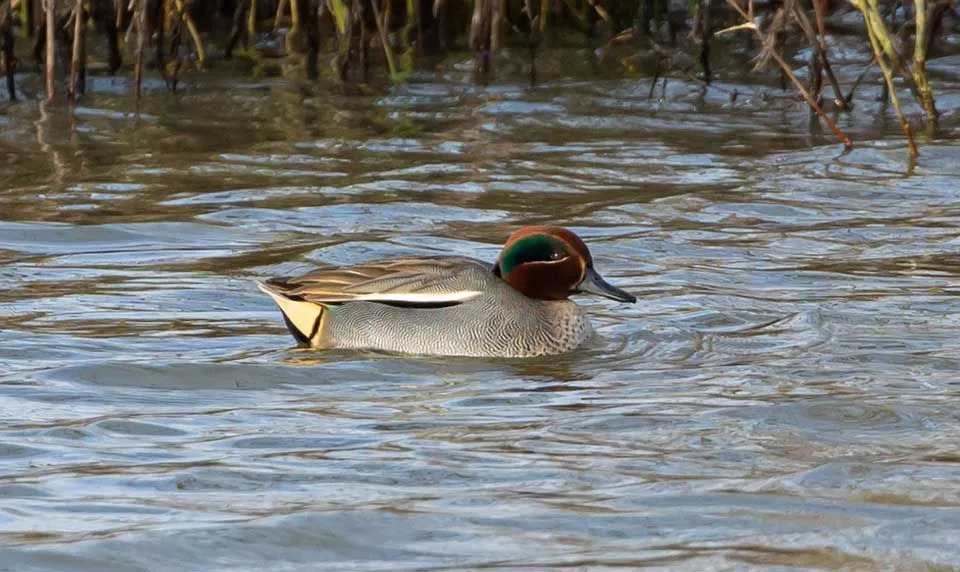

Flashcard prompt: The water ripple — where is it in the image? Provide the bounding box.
[1,74,959,569]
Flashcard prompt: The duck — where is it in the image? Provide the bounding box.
[257,226,636,358]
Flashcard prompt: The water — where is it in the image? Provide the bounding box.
[2,58,960,569]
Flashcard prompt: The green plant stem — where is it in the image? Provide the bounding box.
[912,0,936,118]
[369,0,398,80]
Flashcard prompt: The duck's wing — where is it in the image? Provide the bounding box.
[259,256,494,306]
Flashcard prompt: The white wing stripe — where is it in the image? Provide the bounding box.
[352,290,482,303]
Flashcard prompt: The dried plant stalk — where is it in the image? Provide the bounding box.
[849,0,918,155]
[718,0,853,148]
[69,0,85,100]
[0,0,15,101]
[912,0,936,118]
[794,0,848,109]
[172,0,205,63]
[369,0,397,79]
[134,0,145,99]
[44,0,55,100]
[274,0,289,28]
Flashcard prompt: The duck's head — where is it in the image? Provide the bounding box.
[493,226,636,303]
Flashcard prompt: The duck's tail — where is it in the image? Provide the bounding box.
[256,280,328,346]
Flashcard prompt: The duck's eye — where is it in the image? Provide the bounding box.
[550,251,564,261]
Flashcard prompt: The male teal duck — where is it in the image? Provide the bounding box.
[258,226,636,357]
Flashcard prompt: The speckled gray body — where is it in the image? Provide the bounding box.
[322,260,593,357]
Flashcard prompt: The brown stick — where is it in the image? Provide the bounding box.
[368,0,397,79]
[696,0,712,84]
[247,0,256,37]
[225,0,248,58]
[44,0,56,100]
[912,0,937,118]
[795,0,848,109]
[471,0,492,77]
[172,0,205,63]
[69,0,84,100]
[849,0,918,155]
[1,2,15,101]
[134,0,145,99]
[274,0,289,29]
[154,0,165,75]
[862,9,918,155]
[289,0,300,30]
[810,0,848,109]
[491,0,504,51]
[719,0,852,148]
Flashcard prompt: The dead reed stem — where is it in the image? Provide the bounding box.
[369,0,398,79]
[1,1,15,101]
[68,0,85,100]
[813,2,847,109]
[719,0,853,149]
[284,0,301,53]
[134,0,146,99]
[850,0,918,155]
[694,0,712,83]
[173,0,206,63]
[471,0,492,76]
[247,0,257,37]
[860,8,917,154]
[43,0,55,100]
[274,0,289,28]
[912,0,937,118]
[798,0,848,109]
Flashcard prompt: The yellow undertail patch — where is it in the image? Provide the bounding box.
[257,281,326,345]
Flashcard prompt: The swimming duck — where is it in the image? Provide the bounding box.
[258,226,635,357]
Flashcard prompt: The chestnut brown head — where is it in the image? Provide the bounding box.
[493,226,636,303]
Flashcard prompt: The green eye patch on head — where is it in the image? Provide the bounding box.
[497,234,570,276]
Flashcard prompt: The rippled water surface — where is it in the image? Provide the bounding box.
[3,62,960,569]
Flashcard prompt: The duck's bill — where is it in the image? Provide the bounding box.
[577,268,637,303]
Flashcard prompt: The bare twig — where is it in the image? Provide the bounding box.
[721,0,853,148]
[810,0,848,109]
[172,0,205,63]
[274,0,289,29]
[693,0,712,83]
[134,0,145,99]
[850,0,918,155]
[44,0,56,100]
[369,0,397,79]
[792,0,848,109]
[0,0,15,101]
[68,0,85,100]
[912,0,937,118]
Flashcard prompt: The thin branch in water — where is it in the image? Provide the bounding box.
[134,0,145,99]
[693,0,712,83]
[850,0,918,154]
[274,0,290,29]
[809,0,849,109]
[845,56,876,104]
[721,0,853,149]
[369,0,397,80]
[0,1,15,101]
[247,0,257,38]
[912,0,937,118]
[44,0,56,100]
[172,0,205,64]
[68,0,85,100]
